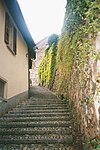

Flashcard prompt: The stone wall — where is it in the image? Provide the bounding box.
[53,32,100,141]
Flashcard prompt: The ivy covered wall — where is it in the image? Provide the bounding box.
[38,0,100,148]
[53,0,100,145]
[38,34,58,89]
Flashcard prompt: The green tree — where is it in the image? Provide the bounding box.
[48,34,58,46]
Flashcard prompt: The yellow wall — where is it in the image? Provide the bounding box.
[0,1,28,99]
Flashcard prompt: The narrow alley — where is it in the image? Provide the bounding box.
[0,0,99,149]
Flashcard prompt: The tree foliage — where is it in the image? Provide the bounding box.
[48,34,59,46]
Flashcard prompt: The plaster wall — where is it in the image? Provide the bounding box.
[0,1,28,99]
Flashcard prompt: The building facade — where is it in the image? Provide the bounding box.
[0,0,35,115]
[30,37,48,86]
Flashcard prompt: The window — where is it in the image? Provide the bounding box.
[0,80,5,98]
[4,12,17,54]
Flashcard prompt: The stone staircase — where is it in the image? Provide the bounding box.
[0,86,74,150]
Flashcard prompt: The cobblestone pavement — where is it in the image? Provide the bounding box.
[0,86,74,150]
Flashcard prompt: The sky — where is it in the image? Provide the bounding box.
[17,0,66,43]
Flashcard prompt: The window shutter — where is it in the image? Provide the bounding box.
[4,12,10,44]
[13,27,17,54]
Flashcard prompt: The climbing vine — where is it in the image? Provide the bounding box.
[53,0,100,148]
[54,0,100,103]
[62,0,88,36]
[38,34,58,89]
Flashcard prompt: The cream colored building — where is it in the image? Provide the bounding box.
[0,0,35,115]
[30,37,48,85]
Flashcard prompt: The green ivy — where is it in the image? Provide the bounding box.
[55,0,100,99]
[62,0,87,34]
[38,43,57,89]
[52,0,99,146]
[84,138,100,150]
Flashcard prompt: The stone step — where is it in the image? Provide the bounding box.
[22,101,67,105]
[3,112,70,118]
[0,116,71,122]
[14,106,69,110]
[0,134,72,139]
[30,98,59,101]
[0,127,72,135]
[0,126,72,133]
[30,94,57,97]
[0,121,71,128]
[17,104,68,108]
[29,95,57,99]
[0,144,73,150]
[24,99,60,103]
[8,109,70,114]
[29,100,68,104]
[0,135,73,145]
[30,97,69,102]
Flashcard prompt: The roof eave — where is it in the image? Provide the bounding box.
[4,0,36,50]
